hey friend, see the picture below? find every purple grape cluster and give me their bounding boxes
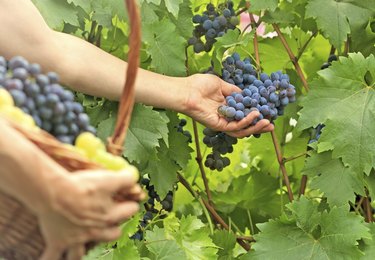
[188,1,239,53]
[321,54,337,69]
[132,177,174,240]
[176,118,192,143]
[202,53,297,171]
[219,53,296,123]
[203,128,236,171]
[0,56,95,144]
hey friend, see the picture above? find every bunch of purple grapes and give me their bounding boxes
[321,54,338,69]
[203,128,236,171]
[132,177,174,240]
[0,56,95,144]
[176,118,192,143]
[188,1,239,53]
[203,53,296,171]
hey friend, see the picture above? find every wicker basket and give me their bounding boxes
[0,0,141,259]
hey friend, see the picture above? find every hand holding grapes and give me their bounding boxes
[184,74,274,138]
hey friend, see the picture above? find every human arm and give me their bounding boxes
[0,0,273,136]
[0,118,143,259]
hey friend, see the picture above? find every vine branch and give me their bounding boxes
[296,31,317,61]
[272,24,309,92]
[249,13,261,72]
[299,176,307,197]
[192,120,213,205]
[364,190,373,223]
[177,173,252,251]
[270,130,294,202]
[283,152,308,163]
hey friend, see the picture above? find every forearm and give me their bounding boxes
[0,119,68,214]
[0,0,189,113]
[50,32,189,112]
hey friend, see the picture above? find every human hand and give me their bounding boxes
[182,74,274,137]
[38,169,144,260]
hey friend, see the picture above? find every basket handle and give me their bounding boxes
[107,0,141,156]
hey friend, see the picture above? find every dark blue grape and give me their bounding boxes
[9,89,26,106]
[13,68,29,81]
[226,107,236,117]
[235,102,245,111]
[192,14,202,23]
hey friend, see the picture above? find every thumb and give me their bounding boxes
[221,79,241,96]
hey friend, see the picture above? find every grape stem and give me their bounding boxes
[177,173,252,251]
[249,13,261,72]
[364,190,374,223]
[236,1,251,16]
[355,196,365,213]
[299,175,307,197]
[296,31,318,61]
[270,130,294,202]
[272,24,310,92]
[283,151,308,163]
[192,120,213,205]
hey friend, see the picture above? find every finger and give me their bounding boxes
[96,169,139,194]
[115,185,146,202]
[40,244,64,260]
[226,119,271,138]
[87,226,122,242]
[106,201,140,226]
[221,111,260,132]
[260,123,275,133]
[66,245,85,260]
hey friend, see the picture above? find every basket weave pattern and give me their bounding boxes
[0,0,141,259]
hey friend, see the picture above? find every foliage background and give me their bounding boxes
[31,0,375,259]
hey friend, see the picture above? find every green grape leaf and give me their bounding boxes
[169,0,194,39]
[172,215,218,260]
[215,173,286,217]
[145,142,180,198]
[85,100,117,127]
[117,214,141,247]
[97,104,169,164]
[212,29,251,74]
[164,0,184,18]
[165,111,193,169]
[359,223,375,259]
[248,0,279,12]
[243,197,370,260]
[145,216,218,260]
[112,240,140,260]
[83,244,114,260]
[298,53,375,175]
[141,2,159,24]
[212,230,237,260]
[306,0,375,48]
[67,0,91,11]
[302,151,365,207]
[145,226,186,259]
[143,111,192,198]
[143,19,186,76]
[92,1,113,28]
[32,0,79,29]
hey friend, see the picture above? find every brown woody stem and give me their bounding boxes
[192,120,213,205]
[272,24,309,92]
[177,173,251,251]
[249,13,261,72]
[270,130,294,202]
